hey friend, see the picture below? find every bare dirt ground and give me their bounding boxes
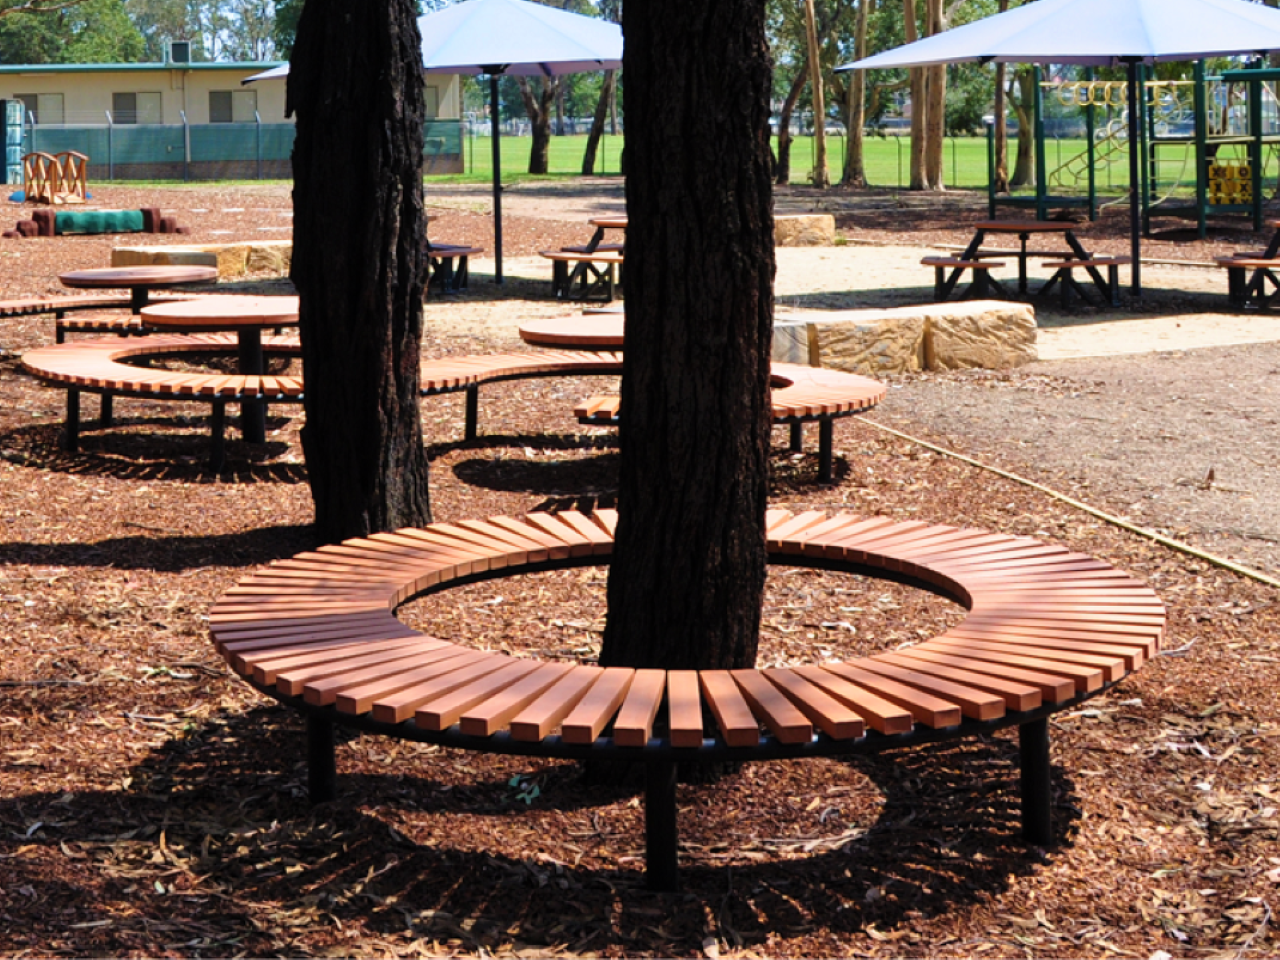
[0,181,1276,958]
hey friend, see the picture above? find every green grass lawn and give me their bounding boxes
[435,131,1271,201]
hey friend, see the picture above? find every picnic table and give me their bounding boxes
[58,265,217,313]
[960,221,1094,294]
[518,313,624,349]
[140,295,299,443]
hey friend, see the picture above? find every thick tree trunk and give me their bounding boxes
[992,0,1009,193]
[287,0,432,543]
[582,70,617,175]
[602,0,774,676]
[516,76,557,174]
[775,61,808,185]
[1011,67,1036,187]
[922,0,946,190]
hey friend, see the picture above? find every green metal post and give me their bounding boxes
[1195,61,1209,240]
[1034,66,1047,220]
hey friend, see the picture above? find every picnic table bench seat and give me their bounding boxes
[540,249,625,302]
[1215,255,1280,310]
[573,362,887,482]
[21,333,303,470]
[428,243,483,294]
[921,256,1007,301]
[0,292,192,342]
[1038,256,1131,307]
[211,507,1164,890]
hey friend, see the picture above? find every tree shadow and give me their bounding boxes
[0,702,1083,956]
[0,523,314,572]
[0,420,308,484]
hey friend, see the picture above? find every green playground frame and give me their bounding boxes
[990,60,1280,238]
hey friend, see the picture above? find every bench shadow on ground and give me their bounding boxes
[432,435,852,496]
[0,703,1081,954]
[0,522,313,572]
[0,420,308,484]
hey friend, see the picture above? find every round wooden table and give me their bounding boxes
[518,313,624,349]
[140,295,300,443]
[58,265,218,313]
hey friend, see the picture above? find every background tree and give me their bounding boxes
[581,0,621,176]
[803,0,830,186]
[288,0,433,542]
[0,0,143,63]
[600,0,774,685]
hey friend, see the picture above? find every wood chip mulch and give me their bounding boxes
[0,185,1276,959]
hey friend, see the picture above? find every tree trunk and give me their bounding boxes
[582,70,617,175]
[992,0,1009,193]
[1011,67,1036,187]
[602,1,774,678]
[842,0,872,187]
[516,76,557,174]
[803,0,829,188]
[775,60,808,185]
[904,0,926,189]
[922,0,946,190]
[287,0,432,544]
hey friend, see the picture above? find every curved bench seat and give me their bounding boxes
[211,508,1163,888]
[420,352,887,479]
[21,333,303,470]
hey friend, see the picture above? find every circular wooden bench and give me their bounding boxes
[21,333,303,470]
[210,508,1164,890]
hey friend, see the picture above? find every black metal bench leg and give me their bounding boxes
[1019,718,1052,846]
[553,260,568,298]
[972,268,991,299]
[789,422,804,453]
[209,401,227,473]
[98,393,114,428]
[64,388,81,451]
[307,713,338,803]
[818,419,834,483]
[465,384,479,441]
[645,760,679,891]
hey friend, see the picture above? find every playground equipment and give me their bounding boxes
[22,150,88,205]
[989,61,1280,238]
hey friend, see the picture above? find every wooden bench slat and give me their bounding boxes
[906,642,1098,695]
[458,662,577,737]
[764,669,865,740]
[509,667,602,741]
[873,652,1043,712]
[731,669,813,744]
[821,662,963,728]
[245,634,441,683]
[416,659,544,732]
[667,670,706,748]
[935,632,1136,679]
[276,643,458,697]
[698,670,763,747]
[338,650,494,720]
[855,659,1006,721]
[561,668,635,744]
[611,669,666,747]
[789,665,914,734]
[944,621,1155,663]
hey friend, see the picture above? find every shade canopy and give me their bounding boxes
[839,0,1280,297]
[244,0,621,83]
[249,0,623,284]
[842,0,1280,70]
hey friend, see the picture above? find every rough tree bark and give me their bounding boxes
[287,0,432,543]
[516,76,558,174]
[601,0,774,677]
[582,70,617,175]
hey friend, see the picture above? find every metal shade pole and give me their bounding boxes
[485,69,506,284]
[1126,59,1142,297]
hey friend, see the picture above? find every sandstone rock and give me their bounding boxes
[925,300,1037,370]
[771,316,813,365]
[112,246,218,270]
[246,241,292,275]
[810,308,927,375]
[774,213,836,247]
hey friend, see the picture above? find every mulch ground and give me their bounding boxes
[0,184,1276,959]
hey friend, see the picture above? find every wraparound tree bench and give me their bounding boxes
[210,507,1164,890]
[21,333,303,470]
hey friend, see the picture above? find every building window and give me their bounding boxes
[425,85,440,119]
[15,93,64,125]
[112,91,162,125]
[209,89,257,123]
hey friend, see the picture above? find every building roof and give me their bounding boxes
[0,62,284,75]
